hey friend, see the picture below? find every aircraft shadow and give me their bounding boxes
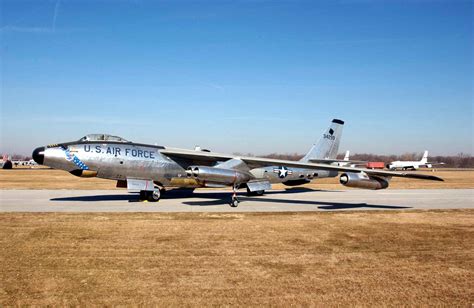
[183,197,411,210]
[50,190,411,210]
[50,187,339,202]
[51,191,236,202]
[51,194,137,202]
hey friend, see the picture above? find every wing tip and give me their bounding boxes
[413,175,445,182]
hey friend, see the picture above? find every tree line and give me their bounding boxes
[262,152,474,168]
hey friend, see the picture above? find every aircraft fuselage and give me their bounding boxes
[38,141,337,188]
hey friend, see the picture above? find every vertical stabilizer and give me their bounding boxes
[421,151,429,164]
[300,119,344,162]
[344,150,350,161]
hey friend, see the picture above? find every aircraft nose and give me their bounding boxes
[32,147,45,165]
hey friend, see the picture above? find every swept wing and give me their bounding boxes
[160,148,444,181]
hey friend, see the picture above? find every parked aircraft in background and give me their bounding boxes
[387,151,445,171]
[338,150,357,167]
[323,150,365,167]
[12,159,37,167]
[32,119,443,207]
[307,149,364,167]
[1,155,13,169]
[343,150,350,163]
[1,154,38,168]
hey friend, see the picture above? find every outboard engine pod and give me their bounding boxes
[340,172,389,190]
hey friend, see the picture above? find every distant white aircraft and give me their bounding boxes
[308,150,364,167]
[338,150,352,167]
[1,154,13,169]
[1,154,37,169]
[387,151,444,171]
[12,159,37,167]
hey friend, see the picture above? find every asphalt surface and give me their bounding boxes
[0,189,472,212]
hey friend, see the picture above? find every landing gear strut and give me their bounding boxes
[230,185,240,207]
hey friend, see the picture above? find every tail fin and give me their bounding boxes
[344,150,350,161]
[300,119,344,162]
[421,151,428,163]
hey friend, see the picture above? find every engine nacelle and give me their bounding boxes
[340,172,389,190]
[186,166,251,185]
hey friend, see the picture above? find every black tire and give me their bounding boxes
[147,189,161,202]
[230,198,239,207]
[139,190,147,201]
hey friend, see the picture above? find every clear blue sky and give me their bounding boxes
[1,0,473,156]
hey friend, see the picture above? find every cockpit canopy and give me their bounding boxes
[79,134,130,143]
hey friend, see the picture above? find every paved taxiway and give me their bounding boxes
[0,189,472,212]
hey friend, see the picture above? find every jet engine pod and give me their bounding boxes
[340,172,389,190]
[186,166,251,185]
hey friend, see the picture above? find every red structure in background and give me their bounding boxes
[366,162,385,170]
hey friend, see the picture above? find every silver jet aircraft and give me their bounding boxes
[32,119,443,207]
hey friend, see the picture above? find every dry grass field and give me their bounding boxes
[1,168,473,190]
[1,210,473,306]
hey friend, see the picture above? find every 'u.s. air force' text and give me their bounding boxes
[83,145,156,159]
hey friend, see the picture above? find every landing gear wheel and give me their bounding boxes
[139,190,161,202]
[230,197,240,208]
[148,189,161,202]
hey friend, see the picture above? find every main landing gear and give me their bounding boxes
[139,188,162,202]
[229,186,265,207]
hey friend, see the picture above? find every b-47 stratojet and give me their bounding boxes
[32,119,443,207]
